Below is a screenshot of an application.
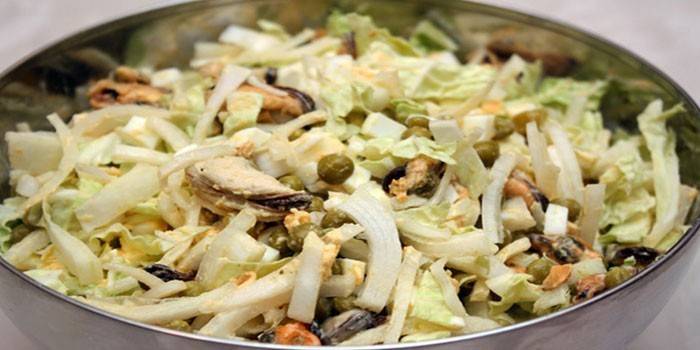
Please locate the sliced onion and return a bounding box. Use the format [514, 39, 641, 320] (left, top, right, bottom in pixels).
[157, 238, 193, 266]
[246, 75, 288, 96]
[288, 232, 325, 323]
[75, 163, 114, 184]
[495, 237, 531, 262]
[339, 239, 369, 261]
[198, 294, 290, 337]
[21, 114, 78, 213]
[74, 105, 170, 137]
[193, 64, 250, 143]
[112, 144, 171, 165]
[545, 122, 584, 204]
[579, 184, 606, 245]
[157, 192, 185, 228]
[142, 280, 188, 299]
[146, 117, 191, 151]
[337, 186, 402, 312]
[272, 111, 327, 139]
[103, 263, 164, 289]
[84, 282, 238, 325]
[177, 234, 215, 273]
[430, 258, 469, 319]
[526, 122, 560, 199]
[481, 153, 517, 243]
[384, 247, 422, 344]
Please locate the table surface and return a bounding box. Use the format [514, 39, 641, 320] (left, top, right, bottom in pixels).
[0, 1, 698, 349]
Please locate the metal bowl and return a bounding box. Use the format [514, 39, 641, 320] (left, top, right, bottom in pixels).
[0, 1, 698, 349]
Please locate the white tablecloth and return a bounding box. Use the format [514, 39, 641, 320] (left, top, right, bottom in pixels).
[0, 1, 698, 349]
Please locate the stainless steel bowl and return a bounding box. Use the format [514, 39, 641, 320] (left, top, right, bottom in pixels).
[0, 1, 698, 349]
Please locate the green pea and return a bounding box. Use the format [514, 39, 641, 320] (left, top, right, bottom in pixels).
[288, 222, 319, 252]
[526, 258, 555, 284]
[347, 113, 365, 127]
[315, 297, 334, 321]
[401, 126, 432, 139]
[494, 115, 515, 140]
[309, 196, 325, 212]
[474, 140, 500, 167]
[332, 260, 343, 275]
[318, 154, 355, 185]
[321, 210, 354, 228]
[278, 175, 304, 191]
[553, 198, 582, 221]
[605, 266, 635, 288]
[289, 129, 304, 141]
[406, 116, 430, 128]
[333, 296, 356, 313]
[265, 226, 291, 254]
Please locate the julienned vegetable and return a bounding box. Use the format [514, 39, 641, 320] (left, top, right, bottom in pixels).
[1, 11, 696, 347]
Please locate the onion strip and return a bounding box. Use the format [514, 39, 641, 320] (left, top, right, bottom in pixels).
[384, 247, 422, 344]
[579, 184, 606, 245]
[193, 64, 250, 143]
[545, 122, 584, 204]
[430, 258, 469, 319]
[159, 143, 238, 180]
[146, 117, 191, 151]
[526, 122, 560, 199]
[481, 153, 517, 243]
[287, 232, 325, 323]
[112, 144, 171, 165]
[337, 187, 402, 312]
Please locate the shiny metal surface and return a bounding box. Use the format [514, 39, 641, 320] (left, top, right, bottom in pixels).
[0, 1, 698, 349]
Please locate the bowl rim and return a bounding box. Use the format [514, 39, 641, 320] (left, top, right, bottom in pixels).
[0, 0, 699, 349]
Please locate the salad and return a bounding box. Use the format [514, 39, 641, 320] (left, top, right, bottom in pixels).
[1, 12, 696, 346]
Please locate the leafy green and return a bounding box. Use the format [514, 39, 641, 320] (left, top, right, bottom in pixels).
[600, 213, 653, 244]
[391, 98, 428, 123]
[326, 12, 419, 57]
[0, 197, 23, 253]
[485, 273, 542, 314]
[358, 42, 495, 101]
[453, 140, 489, 199]
[223, 91, 263, 135]
[24, 269, 70, 294]
[409, 20, 457, 52]
[211, 257, 291, 289]
[533, 285, 570, 315]
[390, 136, 455, 164]
[638, 101, 685, 247]
[408, 270, 465, 329]
[538, 78, 608, 111]
[88, 224, 172, 263]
